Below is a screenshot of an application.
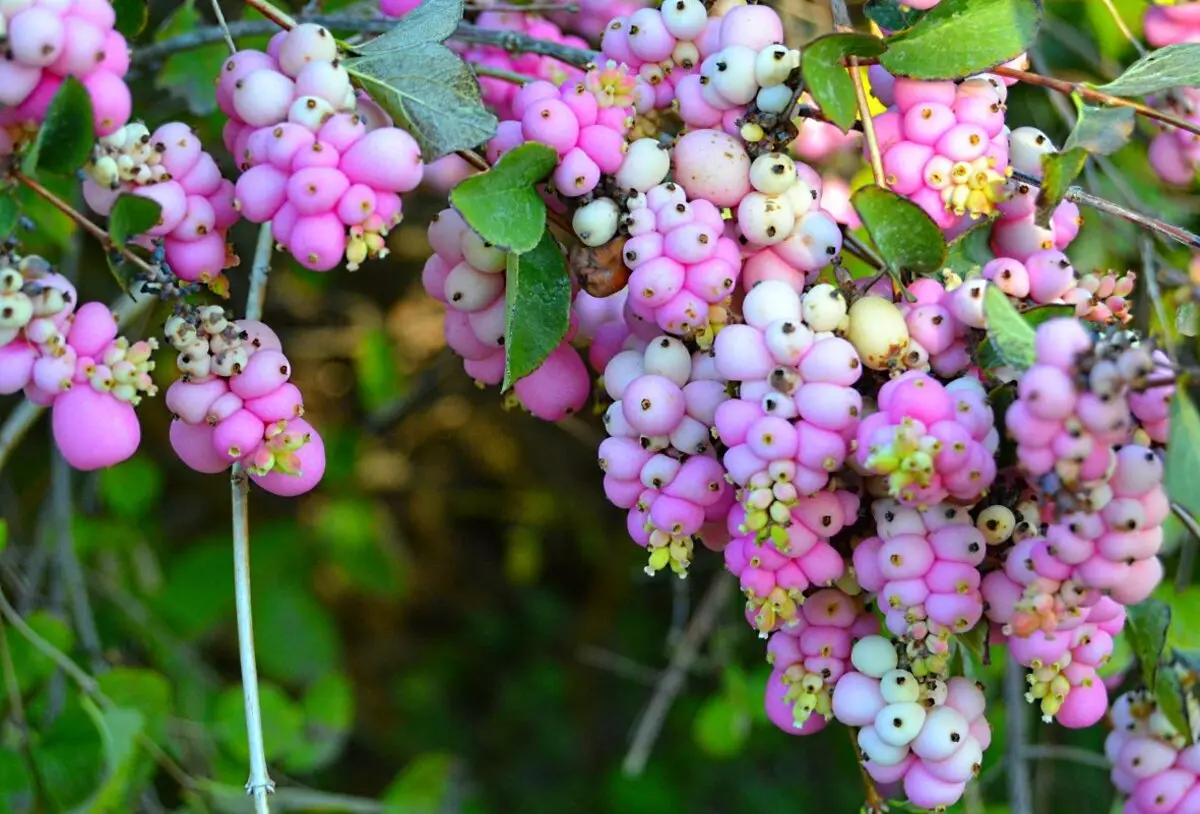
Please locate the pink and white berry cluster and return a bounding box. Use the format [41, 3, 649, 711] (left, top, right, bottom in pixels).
[0, 0, 131, 155]
[869, 72, 1010, 233]
[1144, 3, 1200, 48]
[83, 122, 239, 288]
[164, 306, 326, 497]
[218, 25, 423, 271]
[853, 500, 988, 646]
[983, 250, 1136, 326]
[833, 636, 992, 811]
[0, 253, 154, 470]
[992, 129, 1085, 260]
[423, 206, 592, 418]
[854, 372, 998, 508]
[1107, 690, 1200, 814]
[456, 12, 588, 121]
[762, 589, 877, 733]
[898, 276, 986, 378]
[1148, 87, 1200, 187]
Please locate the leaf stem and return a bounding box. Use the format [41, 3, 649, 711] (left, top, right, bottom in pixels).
[242, 0, 297, 29]
[471, 62, 532, 85]
[829, 0, 885, 188]
[11, 170, 158, 280]
[1098, 0, 1148, 57]
[465, 2, 579, 11]
[232, 222, 275, 814]
[208, 0, 238, 54]
[1009, 168, 1200, 250]
[0, 292, 156, 475]
[993, 65, 1200, 137]
[1172, 501, 1200, 593]
[849, 728, 886, 813]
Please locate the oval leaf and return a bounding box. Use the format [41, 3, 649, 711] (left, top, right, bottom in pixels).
[354, 0, 463, 52]
[1127, 599, 1171, 690]
[800, 33, 887, 133]
[107, 194, 163, 249]
[850, 186, 947, 275]
[1034, 148, 1086, 228]
[1167, 386, 1200, 522]
[23, 76, 95, 177]
[1061, 105, 1136, 156]
[503, 230, 571, 391]
[879, 0, 1042, 80]
[943, 218, 995, 275]
[864, 0, 926, 32]
[1095, 43, 1200, 98]
[450, 142, 558, 253]
[982, 284, 1035, 370]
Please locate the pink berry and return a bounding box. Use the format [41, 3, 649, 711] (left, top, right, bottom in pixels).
[170, 420, 233, 474]
[52, 387, 140, 470]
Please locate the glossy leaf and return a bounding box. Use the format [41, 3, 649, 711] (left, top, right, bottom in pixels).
[851, 186, 947, 275]
[503, 229, 572, 390]
[864, 0, 926, 31]
[943, 218, 995, 275]
[1034, 148, 1087, 228]
[880, 0, 1042, 80]
[107, 195, 163, 250]
[801, 34, 888, 133]
[450, 142, 558, 253]
[1095, 43, 1200, 97]
[23, 77, 95, 177]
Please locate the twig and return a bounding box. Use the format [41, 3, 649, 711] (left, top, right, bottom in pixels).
[197, 780, 388, 813]
[1098, 0, 1148, 57]
[52, 452, 104, 673]
[993, 65, 1200, 137]
[471, 62, 531, 85]
[1009, 168, 1200, 250]
[1020, 744, 1112, 770]
[455, 21, 598, 65]
[465, 2, 579, 11]
[1004, 656, 1033, 814]
[841, 228, 885, 270]
[828, 0, 884, 187]
[12, 171, 158, 281]
[1173, 502, 1200, 593]
[1141, 235, 1178, 362]
[0, 614, 27, 732]
[576, 645, 662, 686]
[0, 292, 157, 475]
[209, 0, 238, 54]
[231, 222, 275, 814]
[851, 728, 887, 813]
[621, 575, 733, 776]
[243, 0, 297, 29]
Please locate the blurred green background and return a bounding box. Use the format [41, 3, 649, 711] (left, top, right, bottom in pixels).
[2, 0, 1200, 812]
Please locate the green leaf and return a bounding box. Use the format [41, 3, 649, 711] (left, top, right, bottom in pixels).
[977, 304, 1071, 371]
[6, 612, 75, 694]
[1095, 43, 1200, 97]
[0, 519, 7, 555]
[954, 622, 989, 665]
[943, 218, 995, 275]
[692, 695, 750, 759]
[502, 229, 571, 391]
[31, 698, 105, 811]
[1167, 386, 1200, 522]
[449, 142, 558, 253]
[1127, 599, 1171, 690]
[1034, 148, 1087, 228]
[0, 750, 33, 800]
[879, 0, 1042, 80]
[1155, 667, 1192, 745]
[111, 0, 148, 37]
[255, 585, 342, 685]
[0, 192, 19, 241]
[98, 456, 163, 520]
[851, 186, 947, 276]
[23, 77, 95, 177]
[982, 284, 1035, 370]
[16, 178, 75, 250]
[215, 683, 304, 765]
[286, 672, 356, 773]
[154, 543, 232, 639]
[800, 33, 888, 133]
[1061, 104, 1137, 158]
[80, 700, 147, 814]
[97, 668, 172, 738]
[345, 0, 496, 161]
[107, 195, 163, 250]
[153, 0, 230, 116]
[383, 752, 457, 814]
[864, 0, 926, 31]
[354, 327, 405, 413]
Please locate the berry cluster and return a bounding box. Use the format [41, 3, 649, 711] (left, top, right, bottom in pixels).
[983, 251, 1136, 325]
[834, 635, 992, 810]
[219, 24, 423, 271]
[164, 306, 326, 496]
[1108, 690, 1200, 813]
[869, 71, 1010, 233]
[0, 251, 154, 470]
[83, 122, 240, 289]
[0, 0, 131, 155]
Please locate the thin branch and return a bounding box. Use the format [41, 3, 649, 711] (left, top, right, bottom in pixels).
[52, 452, 104, 673]
[209, 0, 238, 54]
[1020, 744, 1112, 770]
[576, 646, 662, 687]
[1141, 235, 1178, 362]
[0, 292, 157, 475]
[243, 0, 297, 29]
[1173, 502, 1200, 593]
[466, 2, 579, 11]
[993, 65, 1200, 137]
[12, 171, 158, 281]
[621, 575, 733, 776]
[851, 727, 887, 813]
[841, 228, 885, 270]
[0, 584, 98, 695]
[1098, 0, 1148, 57]
[1010, 168, 1200, 250]
[232, 223, 275, 814]
[471, 62, 531, 85]
[1004, 656, 1033, 814]
[196, 780, 387, 813]
[0, 614, 27, 732]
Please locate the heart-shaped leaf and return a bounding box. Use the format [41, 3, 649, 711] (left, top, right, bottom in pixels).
[450, 142, 558, 253]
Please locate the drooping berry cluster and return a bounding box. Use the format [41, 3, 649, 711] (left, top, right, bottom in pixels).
[1107, 690, 1200, 813]
[219, 24, 423, 271]
[0, 251, 154, 470]
[83, 122, 240, 289]
[164, 306, 326, 496]
[0, 0, 131, 155]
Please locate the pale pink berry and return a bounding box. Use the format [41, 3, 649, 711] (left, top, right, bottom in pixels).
[339, 127, 424, 192]
[513, 343, 590, 421]
[52, 387, 140, 470]
[251, 419, 326, 496]
[67, 301, 118, 357]
[170, 420, 232, 474]
[288, 212, 347, 271]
